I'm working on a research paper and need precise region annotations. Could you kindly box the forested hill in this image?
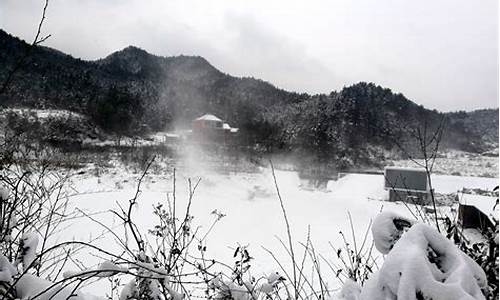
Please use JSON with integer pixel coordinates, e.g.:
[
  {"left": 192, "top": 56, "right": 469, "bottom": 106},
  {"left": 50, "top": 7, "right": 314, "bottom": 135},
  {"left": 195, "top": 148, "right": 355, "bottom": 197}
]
[{"left": 0, "top": 29, "right": 497, "bottom": 166}]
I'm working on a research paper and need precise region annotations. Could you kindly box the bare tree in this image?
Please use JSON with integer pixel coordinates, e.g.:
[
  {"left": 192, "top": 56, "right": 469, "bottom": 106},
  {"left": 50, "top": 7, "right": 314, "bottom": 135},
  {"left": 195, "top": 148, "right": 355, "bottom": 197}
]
[{"left": 379, "top": 116, "right": 446, "bottom": 231}]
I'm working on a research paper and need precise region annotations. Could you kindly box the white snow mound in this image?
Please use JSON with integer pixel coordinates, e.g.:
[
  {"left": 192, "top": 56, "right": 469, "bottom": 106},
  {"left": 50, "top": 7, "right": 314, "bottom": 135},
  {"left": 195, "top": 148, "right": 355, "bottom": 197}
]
[{"left": 360, "top": 215, "right": 487, "bottom": 300}]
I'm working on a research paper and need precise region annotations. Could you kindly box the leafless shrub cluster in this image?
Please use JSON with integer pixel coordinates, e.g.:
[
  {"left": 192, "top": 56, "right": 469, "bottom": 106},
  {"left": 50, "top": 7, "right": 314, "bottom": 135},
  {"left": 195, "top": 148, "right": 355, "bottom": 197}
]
[{"left": 0, "top": 153, "right": 79, "bottom": 298}]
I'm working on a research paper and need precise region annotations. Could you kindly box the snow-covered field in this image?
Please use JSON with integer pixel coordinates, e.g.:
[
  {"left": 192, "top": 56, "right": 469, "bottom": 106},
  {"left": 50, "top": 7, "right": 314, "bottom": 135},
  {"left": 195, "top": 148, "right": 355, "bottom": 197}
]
[
  {"left": 59, "top": 164, "right": 498, "bottom": 295},
  {"left": 391, "top": 150, "right": 499, "bottom": 178}
]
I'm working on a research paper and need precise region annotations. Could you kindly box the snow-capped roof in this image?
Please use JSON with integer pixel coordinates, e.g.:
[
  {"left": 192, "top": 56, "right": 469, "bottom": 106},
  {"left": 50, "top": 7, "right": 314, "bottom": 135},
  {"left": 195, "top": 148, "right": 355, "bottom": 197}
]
[
  {"left": 223, "top": 123, "right": 239, "bottom": 133},
  {"left": 195, "top": 114, "right": 222, "bottom": 122},
  {"left": 384, "top": 166, "right": 427, "bottom": 173},
  {"left": 458, "top": 192, "right": 498, "bottom": 221}
]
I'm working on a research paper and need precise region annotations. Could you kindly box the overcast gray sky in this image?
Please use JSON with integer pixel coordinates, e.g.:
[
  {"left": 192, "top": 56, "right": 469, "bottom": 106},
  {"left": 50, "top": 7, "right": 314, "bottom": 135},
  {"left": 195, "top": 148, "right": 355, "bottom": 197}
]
[{"left": 1, "top": 0, "right": 498, "bottom": 111}]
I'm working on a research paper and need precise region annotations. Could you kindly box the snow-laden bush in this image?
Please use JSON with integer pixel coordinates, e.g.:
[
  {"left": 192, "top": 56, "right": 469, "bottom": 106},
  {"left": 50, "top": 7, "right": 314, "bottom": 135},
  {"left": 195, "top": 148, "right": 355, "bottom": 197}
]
[
  {"left": 370, "top": 211, "right": 414, "bottom": 255},
  {"left": 336, "top": 212, "right": 488, "bottom": 300},
  {"left": 443, "top": 188, "right": 499, "bottom": 299},
  {"left": 457, "top": 223, "right": 498, "bottom": 300},
  {"left": 0, "top": 162, "right": 87, "bottom": 300}
]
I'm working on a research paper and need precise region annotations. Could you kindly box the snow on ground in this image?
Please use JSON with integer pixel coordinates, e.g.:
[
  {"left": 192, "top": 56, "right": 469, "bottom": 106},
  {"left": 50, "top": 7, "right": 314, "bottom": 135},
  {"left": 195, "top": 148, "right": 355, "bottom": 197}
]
[
  {"left": 392, "top": 150, "right": 499, "bottom": 178},
  {"left": 1, "top": 108, "right": 88, "bottom": 120},
  {"left": 54, "top": 165, "right": 498, "bottom": 295}
]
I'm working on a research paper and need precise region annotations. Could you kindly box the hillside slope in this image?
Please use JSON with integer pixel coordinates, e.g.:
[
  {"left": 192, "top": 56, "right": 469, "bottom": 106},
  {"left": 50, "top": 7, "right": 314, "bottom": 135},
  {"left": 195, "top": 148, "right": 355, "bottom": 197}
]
[
  {"left": 0, "top": 29, "right": 497, "bottom": 167},
  {"left": 447, "top": 109, "right": 499, "bottom": 149}
]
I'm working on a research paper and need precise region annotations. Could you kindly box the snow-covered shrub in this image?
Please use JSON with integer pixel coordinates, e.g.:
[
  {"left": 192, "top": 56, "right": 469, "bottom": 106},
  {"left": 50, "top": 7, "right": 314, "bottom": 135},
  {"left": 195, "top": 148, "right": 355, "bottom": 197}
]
[
  {"left": 371, "top": 211, "right": 414, "bottom": 255},
  {"left": 207, "top": 269, "right": 289, "bottom": 300},
  {"left": 0, "top": 161, "right": 87, "bottom": 299},
  {"left": 17, "top": 232, "right": 39, "bottom": 270},
  {"left": 335, "top": 279, "right": 361, "bottom": 300},
  {"left": 338, "top": 212, "right": 489, "bottom": 300},
  {"left": 459, "top": 223, "right": 498, "bottom": 299},
  {"left": 208, "top": 275, "right": 256, "bottom": 300},
  {"left": 443, "top": 202, "right": 499, "bottom": 299},
  {"left": 15, "top": 273, "right": 97, "bottom": 300},
  {"left": 0, "top": 254, "right": 16, "bottom": 280},
  {"left": 206, "top": 245, "right": 273, "bottom": 300},
  {"left": 0, "top": 166, "right": 72, "bottom": 269}
]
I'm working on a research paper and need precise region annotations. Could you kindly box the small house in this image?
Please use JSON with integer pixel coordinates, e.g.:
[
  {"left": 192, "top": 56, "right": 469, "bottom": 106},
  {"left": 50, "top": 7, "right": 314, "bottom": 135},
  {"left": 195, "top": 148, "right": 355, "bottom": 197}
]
[
  {"left": 384, "top": 167, "right": 430, "bottom": 205},
  {"left": 192, "top": 114, "right": 224, "bottom": 132},
  {"left": 191, "top": 114, "right": 238, "bottom": 144},
  {"left": 457, "top": 192, "right": 497, "bottom": 233}
]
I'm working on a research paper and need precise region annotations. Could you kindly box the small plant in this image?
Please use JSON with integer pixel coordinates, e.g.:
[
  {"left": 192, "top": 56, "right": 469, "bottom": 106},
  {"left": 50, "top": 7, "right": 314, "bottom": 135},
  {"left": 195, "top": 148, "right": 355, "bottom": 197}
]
[{"left": 328, "top": 213, "right": 377, "bottom": 286}]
